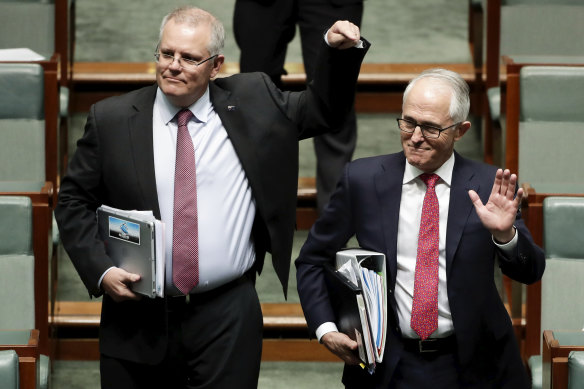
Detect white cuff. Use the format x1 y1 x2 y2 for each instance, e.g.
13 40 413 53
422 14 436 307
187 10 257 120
315 322 339 343
98 266 116 289
493 226 518 256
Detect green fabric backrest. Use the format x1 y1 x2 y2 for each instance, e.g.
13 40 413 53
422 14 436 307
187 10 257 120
0 119 46 182
0 63 44 119
0 254 35 329
0 196 32 256
569 351 584 389
540 198 584 348
0 1 55 58
0 350 19 389
544 197 584 259
518 122 584 193
0 63 46 182
500 5 584 57
520 66 584 122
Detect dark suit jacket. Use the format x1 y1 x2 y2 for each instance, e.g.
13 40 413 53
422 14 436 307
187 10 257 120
295 151 545 388
55 40 368 364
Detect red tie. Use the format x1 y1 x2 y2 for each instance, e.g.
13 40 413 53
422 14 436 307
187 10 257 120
172 109 199 295
410 173 440 340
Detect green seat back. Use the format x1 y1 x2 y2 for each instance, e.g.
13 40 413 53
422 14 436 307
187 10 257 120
0 63 46 182
518 67 584 193
0 196 35 329
569 351 584 389
540 198 584 347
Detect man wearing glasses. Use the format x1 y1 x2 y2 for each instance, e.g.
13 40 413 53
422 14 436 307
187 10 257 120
56 6 367 389
296 68 545 388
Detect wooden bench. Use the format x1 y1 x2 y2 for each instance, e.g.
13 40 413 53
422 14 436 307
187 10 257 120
70 61 479 114
50 301 339 362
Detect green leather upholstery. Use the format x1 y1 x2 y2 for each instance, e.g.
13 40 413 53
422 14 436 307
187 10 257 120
530 197 584 388
0 64 46 184
0 63 44 120
528 355 543 389
517 66 584 193
486 2 584 134
0 196 49 389
520 66 584 122
569 351 584 389
0 196 35 330
0 350 19 389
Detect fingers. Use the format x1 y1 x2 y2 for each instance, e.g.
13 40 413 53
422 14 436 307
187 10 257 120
102 267 141 302
327 20 360 49
492 169 521 200
321 332 361 365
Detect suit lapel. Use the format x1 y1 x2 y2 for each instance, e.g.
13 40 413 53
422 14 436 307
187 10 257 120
445 152 479 276
209 82 265 207
375 153 406 287
127 85 161 218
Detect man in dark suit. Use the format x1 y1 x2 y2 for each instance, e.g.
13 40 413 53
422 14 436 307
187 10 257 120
233 0 364 213
55 6 367 389
296 68 545 388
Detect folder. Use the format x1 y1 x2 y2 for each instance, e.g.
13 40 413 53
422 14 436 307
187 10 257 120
325 249 387 371
96 205 165 298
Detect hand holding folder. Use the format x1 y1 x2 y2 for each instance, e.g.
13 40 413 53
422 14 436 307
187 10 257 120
325 249 387 372
97 205 166 298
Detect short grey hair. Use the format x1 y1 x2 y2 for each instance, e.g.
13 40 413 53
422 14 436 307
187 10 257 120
402 68 470 123
158 6 225 56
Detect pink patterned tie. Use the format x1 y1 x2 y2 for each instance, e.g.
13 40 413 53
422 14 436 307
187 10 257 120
172 109 199 295
410 173 440 340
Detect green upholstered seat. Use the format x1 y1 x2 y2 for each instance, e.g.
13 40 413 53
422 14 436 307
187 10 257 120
569 351 584 389
529 197 584 389
517 66 584 193
0 196 49 389
0 350 19 389
485 2 584 146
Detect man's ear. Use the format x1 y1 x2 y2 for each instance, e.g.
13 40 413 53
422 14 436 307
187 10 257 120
454 121 471 141
210 55 225 79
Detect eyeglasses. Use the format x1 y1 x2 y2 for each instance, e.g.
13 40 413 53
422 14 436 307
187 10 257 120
154 50 217 71
396 118 461 139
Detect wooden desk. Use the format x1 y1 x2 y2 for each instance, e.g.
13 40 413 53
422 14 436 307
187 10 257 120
0 330 40 389
543 330 584 389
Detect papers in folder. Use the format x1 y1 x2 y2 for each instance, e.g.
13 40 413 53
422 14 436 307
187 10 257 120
326 249 387 372
96 205 165 298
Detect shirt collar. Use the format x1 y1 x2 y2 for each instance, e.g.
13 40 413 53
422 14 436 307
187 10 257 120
155 86 212 125
403 152 455 186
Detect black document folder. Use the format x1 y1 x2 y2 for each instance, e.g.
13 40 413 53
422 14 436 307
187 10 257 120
325 249 387 371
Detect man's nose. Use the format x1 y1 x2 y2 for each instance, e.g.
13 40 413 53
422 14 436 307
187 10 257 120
411 125 425 142
168 57 181 70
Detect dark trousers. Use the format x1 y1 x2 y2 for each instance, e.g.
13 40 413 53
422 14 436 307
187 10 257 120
388 348 461 389
233 0 363 212
100 276 263 389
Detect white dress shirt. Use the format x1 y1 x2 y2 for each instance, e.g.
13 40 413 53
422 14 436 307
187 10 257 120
152 87 256 294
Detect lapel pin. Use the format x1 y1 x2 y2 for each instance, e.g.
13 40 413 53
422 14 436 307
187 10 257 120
227 105 237 111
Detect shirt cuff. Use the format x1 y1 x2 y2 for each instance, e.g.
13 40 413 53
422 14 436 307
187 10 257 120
493 226 518 256
98 266 116 289
315 322 339 343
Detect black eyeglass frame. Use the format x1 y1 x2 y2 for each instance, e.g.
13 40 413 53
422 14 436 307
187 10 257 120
154 47 218 70
396 118 461 139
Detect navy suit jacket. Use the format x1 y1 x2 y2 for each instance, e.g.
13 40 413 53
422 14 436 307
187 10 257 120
55 41 368 364
296 151 545 388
